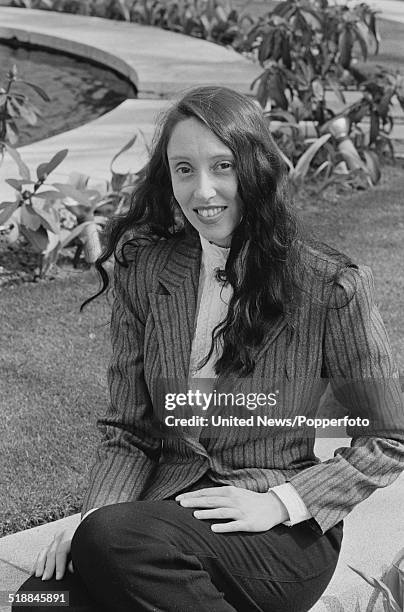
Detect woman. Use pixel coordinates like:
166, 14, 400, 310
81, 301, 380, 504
16, 86, 403, 612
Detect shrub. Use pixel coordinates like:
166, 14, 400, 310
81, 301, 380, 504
0, 134, 143, 278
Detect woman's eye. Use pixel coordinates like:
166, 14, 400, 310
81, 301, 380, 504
177, 166, 191, 175
217, 161, 233, 171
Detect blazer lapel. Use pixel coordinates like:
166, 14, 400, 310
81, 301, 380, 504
148, 233, 210, 457
148, 233, 201, 382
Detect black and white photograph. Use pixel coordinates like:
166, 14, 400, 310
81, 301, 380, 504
0, 0, 403, 610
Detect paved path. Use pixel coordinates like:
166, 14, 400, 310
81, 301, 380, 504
360, 0, 404, 23
325, 0, 404, 22
0, 7, 261, 96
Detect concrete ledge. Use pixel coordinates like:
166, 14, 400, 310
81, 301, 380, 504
0, 560, 30, 612
0, 98, 167, 200
0, 515, 80, 612
0, 514, 80, 576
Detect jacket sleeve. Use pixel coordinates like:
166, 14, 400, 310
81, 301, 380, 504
288, 265, 404, 534
81, 257, 161, 515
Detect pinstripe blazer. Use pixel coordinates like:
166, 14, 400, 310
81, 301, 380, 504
82, 232, 404, 534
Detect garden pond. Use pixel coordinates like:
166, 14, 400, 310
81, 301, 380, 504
0, 40, 136, 146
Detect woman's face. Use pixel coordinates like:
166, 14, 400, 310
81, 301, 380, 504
167, 117, 244, 247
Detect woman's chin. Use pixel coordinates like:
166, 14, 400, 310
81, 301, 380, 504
199, 228, 232, 247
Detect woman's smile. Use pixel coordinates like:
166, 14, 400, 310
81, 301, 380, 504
194, 206, 228, 221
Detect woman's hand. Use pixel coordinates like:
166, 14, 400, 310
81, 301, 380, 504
175, 486, 289, 533
32, 529, 75, 581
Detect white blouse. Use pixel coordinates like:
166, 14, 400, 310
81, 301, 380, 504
189, 233, 231, 380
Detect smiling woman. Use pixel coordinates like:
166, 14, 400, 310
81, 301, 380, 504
13, 85, 404, 612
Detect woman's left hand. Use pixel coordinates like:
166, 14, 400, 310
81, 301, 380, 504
175, 486, 289, 533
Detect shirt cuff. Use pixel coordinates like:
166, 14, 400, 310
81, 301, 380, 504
81, 508, 99, 522
270, 483, 312, 526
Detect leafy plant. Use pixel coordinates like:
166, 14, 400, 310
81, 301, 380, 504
0, 132, 146, 278
249, 1, 380, 113
269, 131, 332, 193
125, 0, 250, 43
90, 0, 131, 20
0, 65, 50, 162
346, 63, 404, 160
10, 0, 54, 8
245, 0, 403, 190
52, 175, 109, 266
52, 132, 145, 263
320, 548, 404, 612
0, 149, 93, 277
349, 547, 404, 612
265, 108, 379, 195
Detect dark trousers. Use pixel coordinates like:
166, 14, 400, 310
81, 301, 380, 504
14, 499, 342, 612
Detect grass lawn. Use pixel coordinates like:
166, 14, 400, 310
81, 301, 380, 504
302, 166, 404, 371
0, 270, 111, 535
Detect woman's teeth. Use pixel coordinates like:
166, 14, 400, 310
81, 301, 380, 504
196, 207, 226, 217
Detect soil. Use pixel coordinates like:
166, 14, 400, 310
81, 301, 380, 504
0, 241, 90, 288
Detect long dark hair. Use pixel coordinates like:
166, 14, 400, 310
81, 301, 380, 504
82, 85, 353, 377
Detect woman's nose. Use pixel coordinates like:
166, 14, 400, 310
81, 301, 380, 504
193, 171, 216, 201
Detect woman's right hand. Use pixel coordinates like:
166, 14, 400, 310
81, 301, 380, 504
32, 530, 75, 581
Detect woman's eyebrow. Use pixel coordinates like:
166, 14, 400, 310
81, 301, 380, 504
168, 153, 234, 161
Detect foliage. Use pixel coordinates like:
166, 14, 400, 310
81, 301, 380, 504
266, 109, 378, 194
320, 548, 404, 611
0, 149, 93, 278
11, 0, 252, 36
125, 0, 252, 44
0, 57, 144, 279
0, 134, 143, 278
10, 0, 54, 8
248, 1, 381, 113
349, 547, 404, 612
345, 63, 404, 161
244, 1, 404, 189
272, 130, 333, 192
0, 65, 50, 160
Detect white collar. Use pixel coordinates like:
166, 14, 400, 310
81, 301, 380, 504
199, 233, 230, 271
